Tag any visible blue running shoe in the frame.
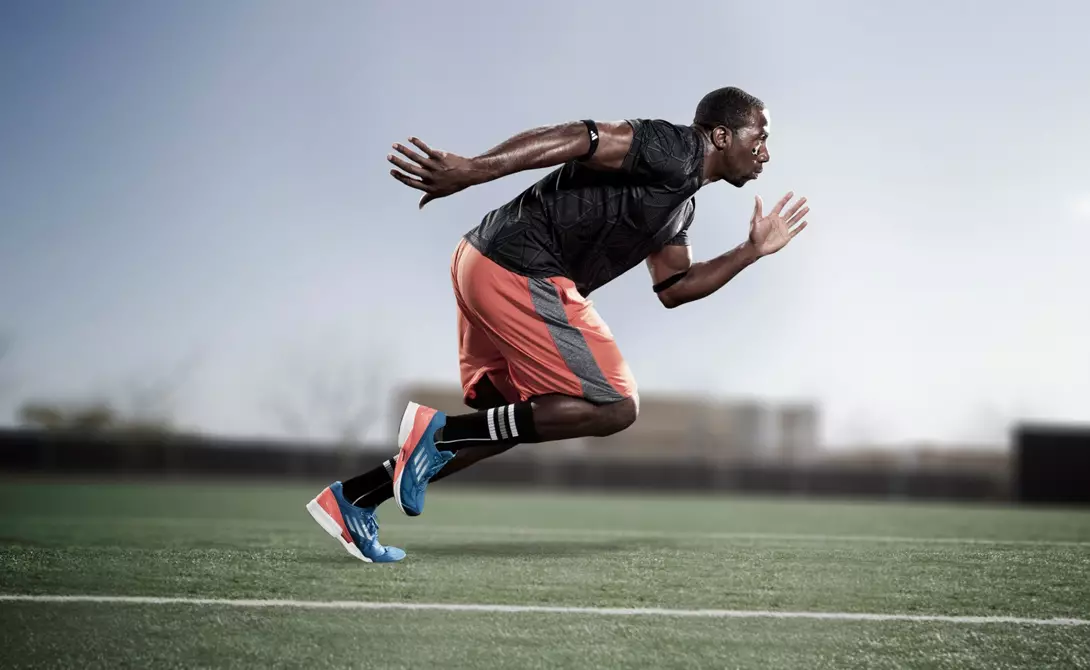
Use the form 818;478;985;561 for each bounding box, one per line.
392;402;454;517
306;481;406;563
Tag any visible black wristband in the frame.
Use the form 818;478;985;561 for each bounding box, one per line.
580;120;599;161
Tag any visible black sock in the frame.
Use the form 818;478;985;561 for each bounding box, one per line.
435;402;538;451
341;456;396;505
354;481;393;509
338;403;537;509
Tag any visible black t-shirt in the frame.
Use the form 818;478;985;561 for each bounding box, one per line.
464;119;705;296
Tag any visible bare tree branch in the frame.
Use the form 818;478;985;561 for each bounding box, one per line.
263;349;389;446
109;351;204;426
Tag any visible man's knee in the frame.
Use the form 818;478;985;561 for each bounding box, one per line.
595;393;638;437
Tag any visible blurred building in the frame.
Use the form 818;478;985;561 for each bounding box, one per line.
391;383;821;464
822;444;1010;479
776;404;822;464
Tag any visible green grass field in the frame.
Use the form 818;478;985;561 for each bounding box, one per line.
2;479;1089;669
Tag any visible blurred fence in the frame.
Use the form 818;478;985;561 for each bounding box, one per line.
0;428;1018;503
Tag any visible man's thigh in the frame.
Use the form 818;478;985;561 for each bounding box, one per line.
453;243;635;404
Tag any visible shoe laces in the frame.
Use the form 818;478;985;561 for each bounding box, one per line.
364;517;393;554
425;450;455;479
363;512;380;540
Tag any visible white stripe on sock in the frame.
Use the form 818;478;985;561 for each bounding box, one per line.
497;406;509;440
507;404;518;439
487;408;498;441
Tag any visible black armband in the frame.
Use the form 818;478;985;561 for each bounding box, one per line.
653;269;689;293
579;120;599;161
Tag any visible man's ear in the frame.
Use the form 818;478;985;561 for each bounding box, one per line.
711;125;733;150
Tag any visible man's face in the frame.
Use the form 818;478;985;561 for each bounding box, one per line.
723;108;771;187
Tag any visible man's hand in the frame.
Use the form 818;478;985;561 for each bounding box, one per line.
388;138;488;209
749;191;809;257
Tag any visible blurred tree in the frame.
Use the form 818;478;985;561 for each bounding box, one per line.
262;351;389;447
108;353;201;432
14;353;201;437
17;398;175;435
19;400;115;431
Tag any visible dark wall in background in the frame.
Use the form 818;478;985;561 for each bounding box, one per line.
0;428;1016;503
1015;424;1090;505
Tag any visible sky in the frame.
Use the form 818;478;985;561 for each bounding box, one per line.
1;0;1088;447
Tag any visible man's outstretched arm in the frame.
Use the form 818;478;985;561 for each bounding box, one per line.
646;192;810;309
387;120;634;208
646;242;757;309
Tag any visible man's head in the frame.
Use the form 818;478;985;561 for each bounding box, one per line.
693;87;770;187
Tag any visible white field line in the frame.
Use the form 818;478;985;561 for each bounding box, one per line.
0;594;1086;626
381;523;1090;548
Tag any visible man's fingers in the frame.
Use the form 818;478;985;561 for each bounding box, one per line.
389;169;433;192
387;153;430;178
419;193;434;209
770;191;794;217
789;221;808;238
783;197;808;222
408;137;439;159
753;194;764;221
787;206;810;227
391;142;433;167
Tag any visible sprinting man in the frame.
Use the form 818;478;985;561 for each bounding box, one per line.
307;87;809;562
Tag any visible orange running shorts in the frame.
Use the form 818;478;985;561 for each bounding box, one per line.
450;238;637;406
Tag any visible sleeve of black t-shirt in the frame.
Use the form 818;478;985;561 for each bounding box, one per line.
665;227;690;246
620;119;699;186
665;198;695;246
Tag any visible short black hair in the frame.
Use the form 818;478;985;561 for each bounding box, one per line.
693;87;764;131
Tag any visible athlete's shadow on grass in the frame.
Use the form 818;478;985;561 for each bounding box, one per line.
408;538;644;558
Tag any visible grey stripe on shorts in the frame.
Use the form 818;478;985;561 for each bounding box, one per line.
527;278;624;404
